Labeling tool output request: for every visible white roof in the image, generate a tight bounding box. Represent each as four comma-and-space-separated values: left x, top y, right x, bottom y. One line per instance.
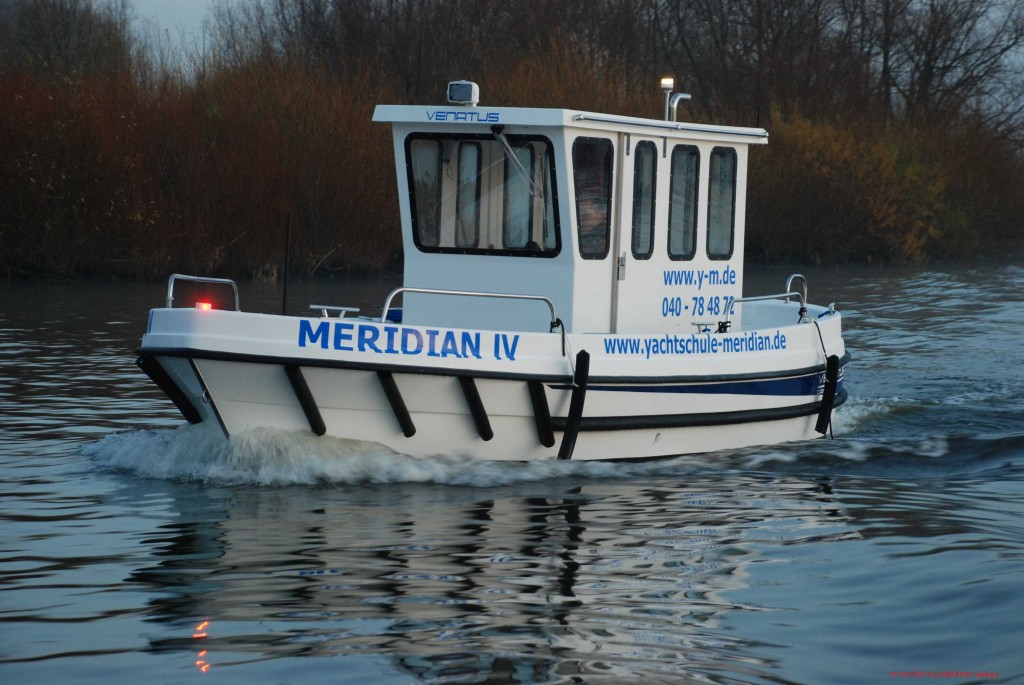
373, 105, 768, 144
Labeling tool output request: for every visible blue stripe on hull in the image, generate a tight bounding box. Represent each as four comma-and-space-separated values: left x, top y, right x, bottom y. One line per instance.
557, 374, 844, 398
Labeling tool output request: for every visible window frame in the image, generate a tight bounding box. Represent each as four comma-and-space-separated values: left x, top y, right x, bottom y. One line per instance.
404, 133, 561, 257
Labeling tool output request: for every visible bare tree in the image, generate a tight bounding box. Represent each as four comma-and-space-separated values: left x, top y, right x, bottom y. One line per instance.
0, 0, 133, 79
890, 0, 1024, 123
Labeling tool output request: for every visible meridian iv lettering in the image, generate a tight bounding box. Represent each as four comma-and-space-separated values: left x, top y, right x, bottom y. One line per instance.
298, 320, 515, 361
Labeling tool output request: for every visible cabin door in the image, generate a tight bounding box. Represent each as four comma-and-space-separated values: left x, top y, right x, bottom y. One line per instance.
612, 137, 747, 335
611, 136, 664, 333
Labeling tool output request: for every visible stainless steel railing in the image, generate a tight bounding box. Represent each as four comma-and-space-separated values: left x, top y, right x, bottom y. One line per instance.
165, 274, 240, 311
309, 305, 360, 318
380, 287, 559, 330
724, 274, 809, 325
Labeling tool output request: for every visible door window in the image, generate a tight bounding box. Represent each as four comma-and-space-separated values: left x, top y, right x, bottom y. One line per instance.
572, 137, 613, 259
707, 147, 737, 259
631, 141, 657, 259
668, 145, 699, 260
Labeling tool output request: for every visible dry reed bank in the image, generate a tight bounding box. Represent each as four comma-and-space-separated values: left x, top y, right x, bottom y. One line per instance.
2, 0, 1023, 279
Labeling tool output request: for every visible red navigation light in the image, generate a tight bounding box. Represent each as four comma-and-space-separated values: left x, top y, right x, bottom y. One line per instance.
196, 302, 213, 311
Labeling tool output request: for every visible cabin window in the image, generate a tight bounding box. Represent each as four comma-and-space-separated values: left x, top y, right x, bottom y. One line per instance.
503, 145, 534, 248
668, 145, 699, 260
631, 141, 657, 259
409, 139, 442, 247
405, 133, 560, 256
573, 137, 613, 259
542, 160, 558, 250
707, 147, 737, 259
456, 142, 481, 247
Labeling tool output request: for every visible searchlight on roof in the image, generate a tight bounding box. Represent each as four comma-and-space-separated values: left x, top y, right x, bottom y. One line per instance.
447, 80, 480, 107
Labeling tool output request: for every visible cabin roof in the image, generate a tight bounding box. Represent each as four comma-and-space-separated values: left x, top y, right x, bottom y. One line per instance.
372, 105, 768, 145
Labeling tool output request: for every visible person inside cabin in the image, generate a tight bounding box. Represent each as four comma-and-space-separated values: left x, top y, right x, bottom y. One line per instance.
577, 192, 608, 255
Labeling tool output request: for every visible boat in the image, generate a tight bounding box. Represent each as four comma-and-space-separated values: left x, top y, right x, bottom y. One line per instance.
136, 80, 848, 461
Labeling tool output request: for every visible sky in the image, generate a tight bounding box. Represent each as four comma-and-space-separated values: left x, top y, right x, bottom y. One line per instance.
131, 0, 216, 44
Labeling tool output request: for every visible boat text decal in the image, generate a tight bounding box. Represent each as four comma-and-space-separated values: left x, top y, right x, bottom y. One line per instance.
426, 110, 500, 123
660, 266, 739, 318
662, 265, 738, 290
298, 320, 520, 361
603, 331, 787, 360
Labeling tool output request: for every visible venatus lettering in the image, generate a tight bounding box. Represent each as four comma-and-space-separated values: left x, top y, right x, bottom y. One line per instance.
426, 110, 500, 123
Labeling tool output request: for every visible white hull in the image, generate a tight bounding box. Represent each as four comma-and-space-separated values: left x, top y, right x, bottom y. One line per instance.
139, 303, 846, 461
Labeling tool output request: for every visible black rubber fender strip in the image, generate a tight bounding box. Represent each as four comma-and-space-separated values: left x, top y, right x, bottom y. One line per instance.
814, 354, 840, 435
135, 355, 202, 424
284, 364, 326, 436
557, 350, 590, 461
528, 380, 556, 448
458, 376, 493, 441
551, 389, 848, 432
377, 371, 416, 438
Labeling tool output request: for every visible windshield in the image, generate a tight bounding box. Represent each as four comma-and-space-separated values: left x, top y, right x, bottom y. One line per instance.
405, 134, 560, 256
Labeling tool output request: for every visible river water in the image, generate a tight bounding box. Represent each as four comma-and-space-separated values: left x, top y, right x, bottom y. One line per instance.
2, 264, 1022, 684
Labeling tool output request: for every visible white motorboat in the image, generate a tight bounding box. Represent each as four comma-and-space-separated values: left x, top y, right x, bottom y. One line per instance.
137, 80, 847, 461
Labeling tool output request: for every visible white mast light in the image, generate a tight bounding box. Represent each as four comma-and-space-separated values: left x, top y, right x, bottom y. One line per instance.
661, 77, 674, 120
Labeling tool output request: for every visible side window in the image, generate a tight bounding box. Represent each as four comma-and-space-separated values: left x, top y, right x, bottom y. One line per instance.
572, 137, 613, 259
707, 147, 737, 259
668, 145, 699, 260
631, 141, 657, 259
456, 142, 481, 248
409, 139, 442, 248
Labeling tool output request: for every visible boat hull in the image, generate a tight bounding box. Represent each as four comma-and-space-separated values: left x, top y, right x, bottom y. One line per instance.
138, 307, 847, 461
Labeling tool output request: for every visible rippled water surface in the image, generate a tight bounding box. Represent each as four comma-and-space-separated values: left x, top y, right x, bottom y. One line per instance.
2, 265, 1022, 684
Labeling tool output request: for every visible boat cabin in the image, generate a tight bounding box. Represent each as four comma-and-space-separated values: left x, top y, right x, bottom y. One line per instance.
372, 82, 768, 335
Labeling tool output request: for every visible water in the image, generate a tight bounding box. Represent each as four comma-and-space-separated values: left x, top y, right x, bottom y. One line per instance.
2, 265, 1022, 684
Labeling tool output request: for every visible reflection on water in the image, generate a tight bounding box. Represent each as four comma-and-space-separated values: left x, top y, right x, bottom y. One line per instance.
122, 472, 850, 682
2, 264, 1023, 684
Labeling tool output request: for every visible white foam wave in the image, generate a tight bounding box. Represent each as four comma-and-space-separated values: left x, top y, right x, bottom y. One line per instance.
82, 390, 963, 486
83, 424, 672, 487
831, 395, 908, 434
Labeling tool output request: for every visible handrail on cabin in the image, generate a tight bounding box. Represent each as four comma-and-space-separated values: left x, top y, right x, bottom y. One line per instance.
381, 287, 558, 330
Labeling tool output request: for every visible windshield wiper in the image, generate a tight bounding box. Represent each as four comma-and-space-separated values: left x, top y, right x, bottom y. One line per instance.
491, 125, 539, 197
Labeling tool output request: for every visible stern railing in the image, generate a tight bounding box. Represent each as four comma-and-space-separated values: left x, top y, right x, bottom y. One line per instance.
165, 274, 240, 311
723, 273, 810, 327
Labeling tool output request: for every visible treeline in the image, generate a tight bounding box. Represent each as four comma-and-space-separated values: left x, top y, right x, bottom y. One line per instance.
2, 0, 1023, 279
